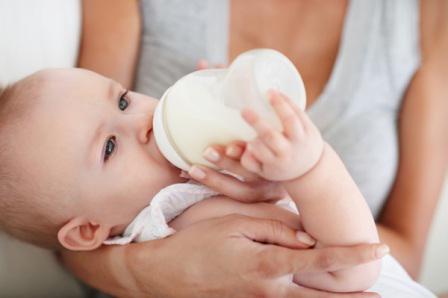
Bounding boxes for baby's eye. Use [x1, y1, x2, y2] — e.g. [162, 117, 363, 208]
[119, 91, 129, 111]
[103, 136, 116, 162]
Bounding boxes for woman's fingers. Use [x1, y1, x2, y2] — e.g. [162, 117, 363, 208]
[295, 231, 316, 247]
[235, 216, 315, 249]
[266, 243, 389, 277]
[203, 146, 259, 180]
[225, 141, 245, 159]
[188, 165, 281, 202]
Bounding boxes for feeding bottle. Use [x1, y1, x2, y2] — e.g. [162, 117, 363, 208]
[153, 49, 306, 171]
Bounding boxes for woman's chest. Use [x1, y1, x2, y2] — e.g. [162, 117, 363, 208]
[228, 0, 347, 106]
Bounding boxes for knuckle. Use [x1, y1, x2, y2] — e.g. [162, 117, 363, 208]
[253, 250, 276, 278]
[284, 112, 298, 123]
[275, 141, 290, 156]
[260, 129, 276, 143]
[267, 219, 287, 238]
[316, 251, 338, 270]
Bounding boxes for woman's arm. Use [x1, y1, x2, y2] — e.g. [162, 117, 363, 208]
[377, 0, 448, 279]
[61, 215, 384, 298]
[78, 0, 141, 89]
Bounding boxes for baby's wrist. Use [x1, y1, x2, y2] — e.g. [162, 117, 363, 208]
[282, 142, 329, 188]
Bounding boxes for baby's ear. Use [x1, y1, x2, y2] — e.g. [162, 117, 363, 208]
[58, 217, 111, 251]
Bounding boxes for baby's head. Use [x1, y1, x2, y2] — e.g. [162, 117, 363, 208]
[0, 69, 182, 251]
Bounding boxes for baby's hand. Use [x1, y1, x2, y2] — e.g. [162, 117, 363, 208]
[240, 91, 324, 181]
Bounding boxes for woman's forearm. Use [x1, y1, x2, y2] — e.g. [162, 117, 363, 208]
[376, 2, 448, 279]
[61, 244, 141, 297]
[376, 224, 419, 278]
[78, 0, 141, 89]
[377, 63, 448, 278]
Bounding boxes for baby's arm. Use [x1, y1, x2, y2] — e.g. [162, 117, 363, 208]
[170, 195, 302, 233]
[286, 143, 380, 291]
[239, 91, 380, 292]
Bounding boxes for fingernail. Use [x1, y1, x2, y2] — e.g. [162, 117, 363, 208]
[203, 147, 220, 162]
[179, 171, 190, 179]
[296, 231, 316, 246]
[226, 146, 240, 157]
[376, 244, 390, 258]
[189, 166, 206, 180]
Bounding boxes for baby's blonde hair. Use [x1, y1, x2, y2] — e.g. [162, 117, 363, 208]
[0, 79, 64, 250]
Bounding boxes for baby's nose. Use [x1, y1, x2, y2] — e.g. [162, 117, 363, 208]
[130, 112, 153, 143]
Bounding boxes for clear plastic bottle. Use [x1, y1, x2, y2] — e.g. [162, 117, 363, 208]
[153, 49, 306, 171]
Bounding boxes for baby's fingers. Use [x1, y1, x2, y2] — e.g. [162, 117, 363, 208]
[280, 91, 317, 135]
[247, 139, 275, 164]
[241, 150, 262, 174]
[241, 108, 289, 156]
[268, 90, 304, 140]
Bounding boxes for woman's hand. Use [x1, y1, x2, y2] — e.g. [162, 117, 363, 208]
[187, 141, 287, 203]
[62, 215, 386, 297]
[124, 215, 385, 298]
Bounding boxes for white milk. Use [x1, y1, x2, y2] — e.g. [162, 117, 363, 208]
[153, 49, 306, 171]
[163, 72, 256, 168]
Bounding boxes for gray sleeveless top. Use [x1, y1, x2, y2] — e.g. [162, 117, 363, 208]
[135, 0, 421, 218]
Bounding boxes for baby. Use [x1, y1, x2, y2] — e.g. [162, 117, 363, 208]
[0, 68, 380, 292]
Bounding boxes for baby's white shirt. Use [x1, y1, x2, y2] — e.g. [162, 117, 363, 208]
[104, 182, 218, 245]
